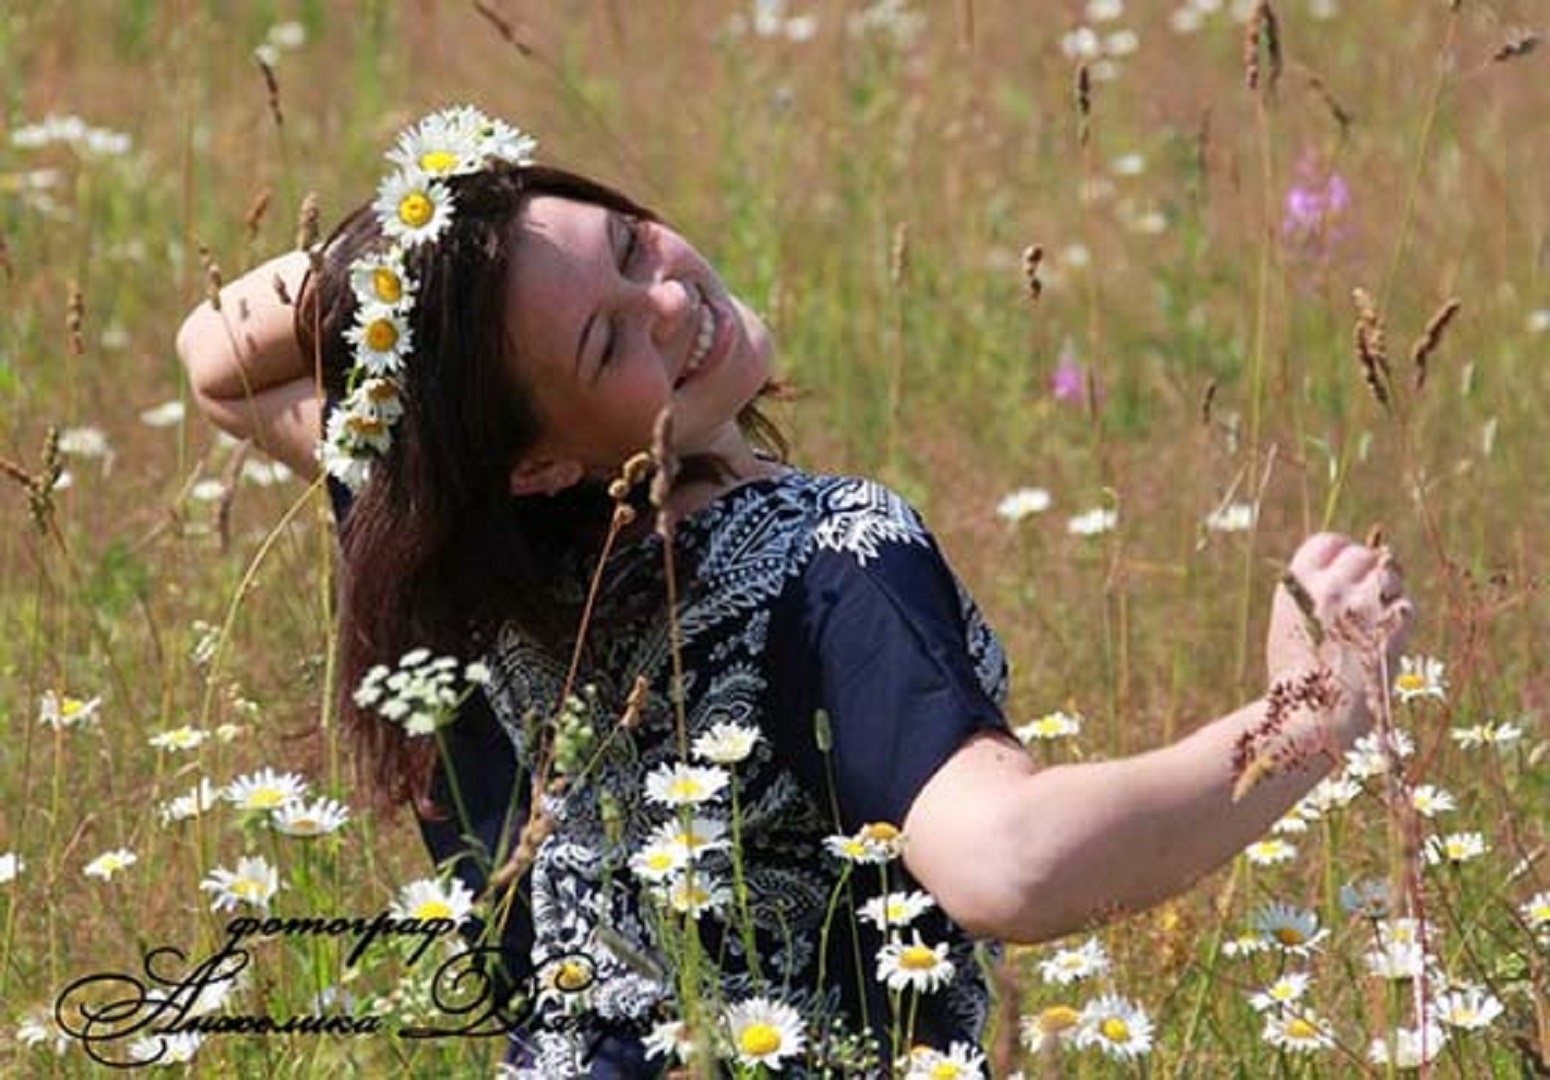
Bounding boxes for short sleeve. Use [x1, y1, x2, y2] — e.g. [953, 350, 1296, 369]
[796, 484, 1010, 831]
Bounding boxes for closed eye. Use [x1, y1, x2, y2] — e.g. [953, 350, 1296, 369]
[597, 215, 643, 374]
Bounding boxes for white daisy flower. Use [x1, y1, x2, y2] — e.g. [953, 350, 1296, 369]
[1522, 891, 1550, 931]
[1363, 918, 1432, 980]
[996, 487, 1052, 522]
[1424, 831, 1487, 867]
[692, 722, 761, 765]
[57, 425, 112, 460]
[199, 855, 280, 912]
[1344, 727, 1415, 779]
[1433, 984, 1504, 1030]
[1409, 784, 1456, 818]
[1262, 1009, 1334, 1052]
[876, 932, 955, 994]
[388, 111, 486, 178]
[823, 832, 875, 864]
[722, 996, 805, 1069]
[1251, 903, 1327, 956]
[1221, 931, 1272, 958]
[240, 460, 292, 487]
[148, 724, 208, 752]
[1338, 877, 1392, 919]
[189, 479, 226, 502]
[345, 304, 413, 377]
[84, 848, 137, 881]
[1393, 655, 1447, 702]
[373, 171, 455, 247]
[159, 779, 221, 824]
[858, 890, 936, 933]
[1368, 1022, 1446, 1068]
[271, 796, 351, 837]
[1014, 711, 1082, 743]
[225, 768, 308, 811]
[0, 852, 24, 884]
[1298, 774, 1362, 815]
[139, 400, 185, 427]
[646, 815, 728, 860]
[1204, 501, 1256, 532]
[16, 1011, 70, 1055]
[901, 1040, 987, 1078]
[1020, 1004, 1083, 1053]
[1271, 811, 1309, 835]
[1038, 937, 1109, 985]
[1244, 837, 1297, 866]
[319, 424, 374, 492]
[1076, 993, 1153, 1060]
[1451, 720, 1523, 749]
[644, 762, 730, 807]
[1067, 507, 1118, 536]
[658, 871, 730, 918]
[642, 1018, 697, 1064]
[391, 876, 475, 923]
[38, 690, 102, 730]
[536, 954, 596, 1003]
[1247, 971, 1310, 1012]
[350, 249, 414, 310]
[629, 840, 688, 883]
[128, 1031, 204, 1065]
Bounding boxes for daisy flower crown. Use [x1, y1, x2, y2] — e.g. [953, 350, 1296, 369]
[318, 106, 537, 492]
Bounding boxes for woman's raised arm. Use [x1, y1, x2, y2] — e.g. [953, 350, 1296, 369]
[903, 533, 1413, 943]
[175, 251, 321, 478]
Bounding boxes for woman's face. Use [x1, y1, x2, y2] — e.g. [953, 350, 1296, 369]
[503, 195, 774, 493]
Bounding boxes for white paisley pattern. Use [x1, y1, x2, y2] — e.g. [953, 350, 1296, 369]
[484, 470, 1009, 1075]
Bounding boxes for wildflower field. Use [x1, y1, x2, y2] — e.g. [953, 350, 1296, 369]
[2, 1, 1547, 1075]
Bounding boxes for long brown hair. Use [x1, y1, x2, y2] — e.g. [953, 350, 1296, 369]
[298, 164, 786, 810]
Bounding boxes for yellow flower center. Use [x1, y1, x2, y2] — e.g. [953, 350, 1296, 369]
[1272, 927, 1307, 946]
[862, 822, 900, 842]
[372, 268, 403, 304]
[667, 779, 703, 801]
[739, 1023, 782, 1057]
[1451, 1007, 1476, 1025]
[886, 900, 909, 919]
[347, 414, 386, 438]
[1396, 673, 1426, 692]
[419, 149, 460, 174]
[554, 961, 590, 992]
[248, 788, 288, 810]
[1100, 1016, 1131, 1042]
[1058, 954, 1085, 970]
[899, 945, 937, 971]
[1039, 1005, 1080, 1033]
[1271, 984, 1297, 1001]
[286, 818, 320, 834]
[841, 839, 867, 858]
[414, 900, 454, 920]
[1530, 903, 1550, 922]
[364, 318, 399, 353]
[233, 878, 267, 900]
[645, 852, 675, 872]
[398, 192, 434, 228]
[930, 1063, 963, 1079]
[62, 698, 85, 716]
[1286, 1018, 1318, 1039]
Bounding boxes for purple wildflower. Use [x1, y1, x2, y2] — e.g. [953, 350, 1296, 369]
[1051, 340, 1090, 403]
[1282, 154, 1351, 258]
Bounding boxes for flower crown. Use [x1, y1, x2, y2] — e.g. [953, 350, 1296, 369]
[318, 106, 537, 492]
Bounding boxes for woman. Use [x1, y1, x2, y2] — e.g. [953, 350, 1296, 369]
[178, 106, 1413, 1076]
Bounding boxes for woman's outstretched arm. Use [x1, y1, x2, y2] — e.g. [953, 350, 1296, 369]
[175, 251, 321, 478]
[903, 532, 1413, 943]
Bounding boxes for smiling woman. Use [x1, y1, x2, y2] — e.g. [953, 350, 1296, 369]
[176, 105, 1415, 1077]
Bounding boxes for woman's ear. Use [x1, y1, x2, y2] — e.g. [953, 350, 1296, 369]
[508, 456, 584, 497]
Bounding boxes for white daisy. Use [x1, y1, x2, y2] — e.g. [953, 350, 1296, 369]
[1338, 877, 1392, 919]
[858, 890, 936, 933]
[1432, 984, 1504, 1030]
[38, 690, 102, 729]
[1014, 711, 1082, 743]
[629, 840, 689, 883]
[1020, 1004, 1082, 1053]
[1262, 1009, 1334, 1052]
[722, 996, 806, 1069]
[16, 1011, 70, 1055]
[1076, 993, 1153, 1060]
[1271, 811, 1309, 835]
[128, 1031, 204, 1065]
[1409, 784, 1456, 818]
[1205, 502, 1256, 533]
[876, 932, 955, 994]
[139, 400, 185, 427]
[84, 848, 137, 881]
[1299, 774, 1363, 814]
[0, 851, 24, 884]
[1221, 931, 1272, 958]
[344, 304, 413, 377]
[901, 1040, 987, 1078]
[1038, 937, 1109, 985]
[1246, 971, 1310, 1012]
[642, 1018, 698, 1064]
[1424, 831, 1487, 867]
[1067, 507, 1118, 536]
[646, 815, 728, 859]
[1393, 655, 1447, 702]
[1344, 727, 1416, 779]
[1522, 891, 1550, 930]
[159, 779, 221, 824]
[387, 110, 487, 178]
[391, 876, 475, 923]
[644, 762, 730, 807]
[148, 724, 208, 752]
[200, 855, 280, 912]
[373, 171, 455, 247]
[57, 425, 112, 459]
[692, 722, 761, 765]
[1251, 903, 1328, 956]
[1363, 918, 1432, 980]
[1368, 1022, 1446, 1068]
[657, 871, 730, 919]
[823, 832, 875, 864]
[1451, 720, 1523, 749]
[271, 796, 351, 837]
[1244, 837, 1297, 866]
[225, 768, 308, 811]
[350, 249, 414, 310]
[996, 487, 1052, 522]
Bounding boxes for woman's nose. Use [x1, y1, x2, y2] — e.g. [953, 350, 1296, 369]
[641, 279, 693, 345]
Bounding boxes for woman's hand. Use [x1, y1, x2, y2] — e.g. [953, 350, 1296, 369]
[1266, 532, 1415, 725]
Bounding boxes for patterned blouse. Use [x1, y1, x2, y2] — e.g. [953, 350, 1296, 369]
[413, 468, 1012, 1076]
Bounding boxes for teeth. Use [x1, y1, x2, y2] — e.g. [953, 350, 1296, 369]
[683, 291, 716, 377]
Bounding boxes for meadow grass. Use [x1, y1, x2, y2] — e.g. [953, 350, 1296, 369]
[1, 1, 1546, 1075]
